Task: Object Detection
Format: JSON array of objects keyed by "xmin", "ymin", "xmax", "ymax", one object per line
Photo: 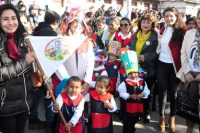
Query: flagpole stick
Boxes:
[{"xmin": 26, "ymin": 39, "xmax": 71, "ymax": 133}]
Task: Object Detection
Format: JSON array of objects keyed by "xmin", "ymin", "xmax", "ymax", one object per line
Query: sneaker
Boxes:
[
  {"xmin": 29, "ymin": 118, "xmax": 46, "ymax": 129},
  {"xmin": 143, "ymin": 115, "xmax": 151, "ymax": 124}
]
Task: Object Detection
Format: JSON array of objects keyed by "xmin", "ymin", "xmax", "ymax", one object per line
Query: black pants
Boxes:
[
  {"xmin": 156, "ymin": 61, "xmax": 179, "ymax": 116},
  {"xmin": 0, "ymin": 112, "xmax": 28, "ymax": 133},
  {"xmin": 142, "ymin": 77, "xmax": 155, "ymax": 115},
  {"xmin": 122, "ymin": 116, "xmax": 139, "ymax": 133}
]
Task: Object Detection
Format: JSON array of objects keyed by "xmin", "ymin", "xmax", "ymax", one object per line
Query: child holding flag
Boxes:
[
  {"xmin": 53, "ymin": 76, "xmax": 85, "ymax": 133},
  {"xmin": 117, "ymin": 51, "xmax": 150, "ymax": 133}
]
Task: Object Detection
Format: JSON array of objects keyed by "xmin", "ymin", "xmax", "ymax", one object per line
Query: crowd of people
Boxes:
[{"xmin": 0, "ymin": 1, "xmax": 199, "ymax": 133}]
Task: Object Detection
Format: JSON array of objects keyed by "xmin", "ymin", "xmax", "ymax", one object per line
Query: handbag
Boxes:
[
  {"xmin": 31, "ymin": 69, "xmax": 43, "ymax": 88},
  {"xmin": 30, "ymin": 62, "xmax": 43, "ymax": 88},
  {"xmin": 176, "ymin": 83, "xmax": 199, "ymax": 123}
]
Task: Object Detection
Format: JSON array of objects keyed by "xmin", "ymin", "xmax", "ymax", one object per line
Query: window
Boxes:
[
  {"xmin": 152, "ymin": 4, "xmax": 158, "ymax": 10},
  {"xmin": 131, "ymin": 1, "xmax": 137, "ymax": 6},
  {"xmin": 116, "ymin": 0, "xmax": 123, "ymax": 5},
  {"xmin": 87, "ymin": 0, "xmax": 95, "ymax": 2},
  {"xmin": 104, "ymin": 0, "xmax": 111, "ymax": 3}
]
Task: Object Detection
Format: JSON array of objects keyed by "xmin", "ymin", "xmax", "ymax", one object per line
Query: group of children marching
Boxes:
[{"xmin": 52, "ymin": 41, "xmax": 150, "ymax": 133}]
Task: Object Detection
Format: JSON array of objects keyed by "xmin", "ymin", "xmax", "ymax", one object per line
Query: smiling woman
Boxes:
[
  {"xmin": 0, "ymin": 3, "xmax": 35, "ymax": 133},
  {"xmin": 130, "ymin": 13, "xmax": 158, "ymax": 124},
  {"xmin": 156, "ymin": 7, "xmax": 187, "ymax": 133}
]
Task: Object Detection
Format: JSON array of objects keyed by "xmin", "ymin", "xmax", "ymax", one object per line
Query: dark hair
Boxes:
[
  {"xmin": 28, "ymin": 5, "xmax": 38, "ymax": 14},
  {"xmin": 18, "ymin": 4, "xmax": 26, "ymax": 12},
  {"xmin": 120, "ymin": 17, "xmax": 132, "ymax": 32},
  {"xmin": 163, "ymin": 7, "xmax": 187, "ymax": 42},
  {"xmin": 96, "ymin": 16, "xmax": 106, "ymax": 24},
  {"xmin": 137, "ymin": 13, "xmax": 156, "ymax": 32},
  {"xmin": 44, "ymin": 10, "xmax": 61, "ymax": 25},
  {"xmin": 67, "ymin": 76, "xmax": 82, "ymax": 86},
  {"xmin": 163, "ymin": 7, "xmax": 186, "ymax": 28},
  {"xmin": 96, "ymin": 76, "xmax": 110, "ymax": 88},
  {"xmin": 120, "ymin": 17, "xmax": 131, "ymax": 25},
  {"xmin": 66, "ymin": 20, "xmax": 88, "ymax": 35},
  {"xmin": 0, "ymin": 4, "xmax": 26, "ymax": 38},
  {"xmin": 186, "ymin": 17, "xmax": 197, "ymax": 25}
]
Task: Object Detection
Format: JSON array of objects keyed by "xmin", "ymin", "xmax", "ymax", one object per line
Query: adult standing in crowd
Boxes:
[
  {"xmin": 114, "ymin": 17, "xmax": 133, "ymax": 83},
  {"xmin": 130, "ymin": 13, "xmax": 158, "ymax": 124},
  {"xmin": 30, "ymin": 10, "xmax": 61, "ymax": 133},
  {"xmin": 156, "ymin": 7, "xmax": 187, "ymax": 132},
  {"xmin": 0, "ymin": 4, "xmax": 35, "ymax": 133},
  {"xmin": 185, "ymin": 16, "xmax": 197, "ymax": 30},
  {"xmin": 51, "ymin": 7, "xmax": 94, "ymax": 132},
  {"xmin": 101, "ymin": 16, "xmax": 120, "ymax": 49},
  {"xmin": 52, "ymin": 6, "xmax": 94, "ymax": 102},
  {"xmin": 177, "ymin": 9, "xmax": 200, "ymax": 133}
]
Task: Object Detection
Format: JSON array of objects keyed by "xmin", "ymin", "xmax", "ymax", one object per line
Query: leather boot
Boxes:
[
  {"xmin": 159, "ymin": 115, "xmax": 165, "ymax": 132},
  {"xmin": 169, "ymin": 116, "xmax": 176, "ymax": 133}
]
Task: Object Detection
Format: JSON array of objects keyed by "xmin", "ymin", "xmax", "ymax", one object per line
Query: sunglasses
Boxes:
[{"xmin": 120, "ymin": 23, "xmax": 129, "ymax": 27}]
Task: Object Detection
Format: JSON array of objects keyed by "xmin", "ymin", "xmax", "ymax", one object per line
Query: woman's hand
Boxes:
[
  {"xmin": 26, "ymin": 52, "xmax": 36, "ymax": 64},
  {"xmin": 53, "ymin": 103, "xmax": 59, "ymax": 111},
  {"xmin": 194, "ymin": 73, "xmax": 200, "ymax": 82},
  {"xmin": 185, "ymin": 72, "xmax": 194, "ymax": 83},
  {"xmin": 82, "ymin": 82, "xmax": 89, "ymax": 95},
  {"xmin": 138, "ymin": 55, "xmax": 144, "ymax": 62},
  {"xmin": 45, "ymin": 90, "xmax": 53, "ymax": 99},
  {"xmin": 64, "ymin": 122, "xmax": 73, "ymax": 131}
]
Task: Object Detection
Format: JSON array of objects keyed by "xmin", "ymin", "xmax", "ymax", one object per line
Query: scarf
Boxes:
[{"xmin": 6, "ymin": 33, "xmax": 21, "ymax": 60}]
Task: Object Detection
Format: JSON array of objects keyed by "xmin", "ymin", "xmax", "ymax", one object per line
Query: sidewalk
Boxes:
[{"xmin": 26, "ymin": 99, "xmax": 199, "ymax": 133}]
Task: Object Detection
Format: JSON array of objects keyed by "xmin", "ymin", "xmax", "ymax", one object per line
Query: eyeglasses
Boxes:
[{"xmin": 120, "ymin": 23, "xmax": 129, "ymax": 27}]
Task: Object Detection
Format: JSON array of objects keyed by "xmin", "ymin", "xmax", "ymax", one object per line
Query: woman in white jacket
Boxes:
[{"xmin": 177, "ymin": 10, "xmax": 200, "ymax": 133}]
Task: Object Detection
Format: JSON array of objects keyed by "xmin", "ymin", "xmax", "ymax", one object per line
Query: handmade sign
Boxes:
[{"xmin": 27, "ymin": 35, "xmax": 86, "ymax": 79}]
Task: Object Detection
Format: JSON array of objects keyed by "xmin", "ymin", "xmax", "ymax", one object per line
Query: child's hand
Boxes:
[
  {"xmin": 136, "ymin": 93, "xmax": 144, "ymax": 99},
  {"xmin": 103, "ymin": 101, "xmax": 114, "ymax": 110},
  {"xmin": 64, "ymin": 122, "xmax": 73, "ymax": 131},
  {"xmin": 53, "ymin": 103, "xmax": 59, "ymax": 111},
  {"xmin": 129, "ymin": 94, "xmax": 137, "ymax": 99}
]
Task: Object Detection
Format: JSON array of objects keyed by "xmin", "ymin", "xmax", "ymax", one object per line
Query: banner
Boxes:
[{"xmin": 27, "ymin": 35, "xmax": 86, "ymax": 79}]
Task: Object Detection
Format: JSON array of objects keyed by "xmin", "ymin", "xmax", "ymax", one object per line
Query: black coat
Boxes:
[
  {"xmin": 130, "ymin": 30, "xmax": 158, "ymax": 79},
  {"xmin": 32, "ymin": 22, "xmax": 57, "ymax": 36},
  {"xmin": 0, "ymin": 34, "xmax": 33, "ymax": 116}
]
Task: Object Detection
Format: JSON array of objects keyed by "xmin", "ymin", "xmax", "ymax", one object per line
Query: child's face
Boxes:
[
  {"xmin": 94, "ymin": 61, "xmax": 101, "ymax": 67},
  {"xmin": 108, "ymin": 54, "xmax": 117, "ymax": 62},
  {"xmin": 95, "ymin": 81, "xmax": 109, "ymax": 95},
  {"xmin": 67, "ymin": 81, "xmax": 82, "ymax": 96},
  {"xmin": 97, "ymin": 22, "xmax": 105, "ymax": 30},
  {"xmin": 128, "ymin": 72, "xmax": 139, "ymax": 80}
]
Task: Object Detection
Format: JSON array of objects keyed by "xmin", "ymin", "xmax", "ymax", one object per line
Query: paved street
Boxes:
[{"xmin": 25, "ymin": 99, "xmax": 199, "ymax": 133}]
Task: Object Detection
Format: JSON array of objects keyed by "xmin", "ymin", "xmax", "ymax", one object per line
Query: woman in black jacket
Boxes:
[
  {"xmin": 130, "ymin": 13, "xmax": 158, "ymax": 124},
  {"xmin": 0, "ymin": 4, "xmax": 35, "ymax": 133}
]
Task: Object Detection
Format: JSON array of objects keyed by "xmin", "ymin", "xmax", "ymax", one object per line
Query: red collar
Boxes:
[
  {"xmin": 90, "ymin": 90, "xmax": 113, "ymax": 102},
  {"xmin": 61, "ymin": 93, "xmax": 83, "ymax": 106},
  {"xmin": 115, "ymin": 32, "xmax": 132, "ymax": 47},
  {"xmin": 126, "ymin": 79, "xmax": 144, "ymax": 86}
]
